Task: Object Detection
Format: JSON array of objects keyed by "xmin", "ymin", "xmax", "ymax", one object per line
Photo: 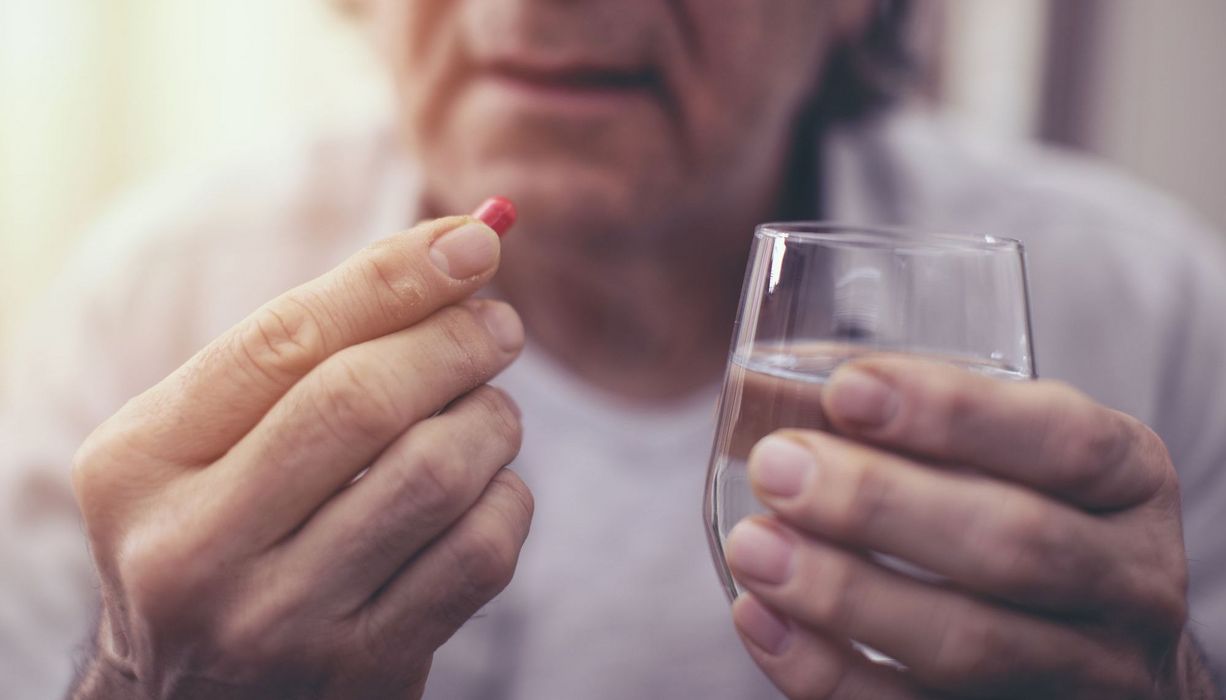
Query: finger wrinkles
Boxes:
[
  {"xmin": 1111, "ymin": 542, "xmax": 1188, "ymax": 633},
  {"xmin": 777, "ymin": 539, "xmax": 866, "ymax": 635},
  {"xmin": 127, "ymin": 217, "xmax": 496, "ymax": 470},
  {"xmin": 355, "ymin": 469, "xmax": 532, "ymax": 661},
  {"xmin": 241, "ymin": 295, "xmax": 333, "ymax": 383},
  {"xmin": 831, "ymin": 359, "xmax": 1168, "ymax": 511},
  {"xmin": 764, "ymin": 432, "xmax": 1134, "ymax": 616},
  {"xmin": 383, "ymin": 387, "xmax": 523, "ymax": 528},
  {"xmin": 441, "ymin": 473, "xmax": 532, "ymax": 602},
  {"xmin": 434, "ymin": 305, "xmax": 490, "ymax": 386},
  {"xmin": 208, "ymin": 305, "xmax": 518, "ymax": 550},
  {"xmin": 974, "ymin": 493, "xmax": 1070, "ymax": 601},
  {"xmin": 485, "ymin": 469, "xmax": 535, "ymax": 541},
  {"xmin": 468, "ymin": 386, "xmax": 524, "ymax": 450},
  {"xmin": 352, "ymin": 611, "xmax": 432, "ymax": 682},
  {"xmin": 303, "ymin": 303, "xmax": 508, "ymax": 450},
  {"xmin": 280, "ymin": 385, "xmax": 524, "ymax": 613},
  {"xmin": 382, "ymin": 435, "xmax": 472, "ymax": 529},
  {"xmin": 962, "ymin": 486, "xmax": 1126, "ymax": 613},
  {"xmin": 309, "ymin": 352, "xmax": 410, "ymax": 447},
  {"xmin": 826, "ymin": 451, "xmax": 898, "ymax": 542},
  {"xmin": 1033, "ymin": 392, "xmax": 1132, "ymax": 501},
  {"xmin": 923, "ymin": 605, "xmax": 1008, "ymax": 688},
  {"xmin": 770, "ymin": 433, "xmax": 907, "ymax": 543},
  {"xmin": 759, "ymin": 529, "xmax": 1125, "ymax": 697},
  {"xmin": 357, "ymin": 238, "xmax": 431, "ymax": 321},
  {"xmin": 836, "ymin": 360, "xmax": 997, "ymax": 452},
  {"xmin": 918, "ymin": 603, "xmax": 1086, "ymax": 697}
]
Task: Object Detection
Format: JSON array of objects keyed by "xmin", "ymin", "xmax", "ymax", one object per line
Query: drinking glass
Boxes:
[{"xmin": 704, "ymin": 223, "xmax": 1036, "ymax": 602}]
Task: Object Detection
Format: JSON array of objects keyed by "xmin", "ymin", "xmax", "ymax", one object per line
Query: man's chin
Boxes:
[{"xmin": 431, "ymin": 158, "xmax": 671, "ymax": 241}]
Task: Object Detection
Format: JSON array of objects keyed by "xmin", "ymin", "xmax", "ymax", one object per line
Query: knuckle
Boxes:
[
  {"xmin": 352, "ymin": 612, "xmax": 428, "ymax": 676},
  {"xmin": 982, "ymin": 498, "xmax": 1051, "ymax": 590},
  {"xmin": 488, "ymin": 469, "xmax": 535, "ymax": 535},
  {"xmin": 430, "ymin": 589, "xmax": 483, "ymax": 638},
  {"xmin": 801, "ymin": 550, "xmax": 856, "ymax": 629},
  {"xmin": 434, "ymin": 307, "xmax": 493, "ymax": 382},
  {"xmin": 70, "ymin": 425, "xmax": 120, "ymax": 511},
  {"xmin": 779, "ymin": 640, "xmax": 847, "ymax": 699},
  {"xmin": 1132, "ymin": 535, "xmax": 1190, "ymax": 633},
  {"xmin": 240, "ymin": 296, "xmax": 328, "ymax": 379},
  {"xmin": 70, "ymin": 417, "xmax": 148, "ymax": 538},
  {"xmin": 828, "ymin": 454, "xmax": 893, "ymax": 538},
  {"xmin": 926, "ymin": 381, "xmax": 979, "ymax": 448},
  {"xmin": 1064, "ymin": 412, "xmax": 1129, "ymax": 483},
  {"xmin": 927, "ymin": 611, "xmax": 997, "ymax": 686},
  {"xmin": 445, "ymin": 475, "xmax": 533, "ymax": 600},
  {"xmin": 357, "ymin": 243, "xmax": 430, "ymax": 318},
  {"xmin": 449, "ymin": 524, "xmax": 520, "ymax": 600},
  {"xmin": 981, "ymin": 497, "xmax": 1102, "ymax": 604},
  {"xmin": 119, "ymin": 526, "xmax": 213, "ymax": 621},
  {"xmin": 398, "ymin": 445, "xmax": 464, "ymax": 520},
  {"xmin": 312, "ymin": 353, "xmax": 405, "ymax": 443},
  {"xmin": 1155, "ymin": 585, "xmax": 1190, "ymax": 634},
  {"xmin": 1131, "ymin": 419, "xmax": 1177, "ymax": 498},
  {"xmin": 470, "ymin": 387, "xmax": 524, "ymax": 452},
  {"xmin": 1033, "ymin": 383, "xmax": 1127, "ymax": 488}
]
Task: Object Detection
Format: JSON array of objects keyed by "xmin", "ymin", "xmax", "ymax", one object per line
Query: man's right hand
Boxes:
[{"xmin": 69, "ymin": 215, "xmax": 530, "ymax": 699}]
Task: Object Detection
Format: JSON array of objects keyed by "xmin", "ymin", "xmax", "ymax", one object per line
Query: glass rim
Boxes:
[{"xmin": 756, "ymin": 221, "xmax": 1024, "ymax": 253}]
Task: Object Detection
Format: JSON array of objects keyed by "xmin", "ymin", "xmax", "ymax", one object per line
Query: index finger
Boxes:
[
  {"xmin": 820, "ymin": 356, "xmax": 1172, "ymax": 510},
  {"xmin": 124, "ymin": 215, "xmax": 503, "ymax": 463}
]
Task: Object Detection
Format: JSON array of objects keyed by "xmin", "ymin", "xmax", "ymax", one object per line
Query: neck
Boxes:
[
  {"xmin": 496, "ymin": 217, "xmax": 753, "ymax": 401},
  {"xmin": 478, "ymin": 128, "xmax": 818, "ymax": 402}
]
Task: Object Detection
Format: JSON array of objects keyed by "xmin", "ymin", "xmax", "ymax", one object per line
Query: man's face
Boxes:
[{"xmin": 363, "ymin": 0, "xmax": 868, "ymax": 238}]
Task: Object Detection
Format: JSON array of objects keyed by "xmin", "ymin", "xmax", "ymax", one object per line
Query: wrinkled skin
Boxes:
[
  {"xmin": 70, "ymin": 1, "xmax": 1218, "ymax": 698},
  {"xmin": 726, "ymin": 357, "xmax": 1215, "ymax": 699},
  {"xmin": 72, "ymin": 218, "xmax": 532, "ymax": 698}
]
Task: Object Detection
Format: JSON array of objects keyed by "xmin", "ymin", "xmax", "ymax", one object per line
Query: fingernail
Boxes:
[
  {"xmin": 827, "ymin": 367, "xmax": 897, "ymax": 427},
  {"xmin": 429, "ymin": 223, "xmax": 499, "ymax": 279},
  {"xmin": 727, "ymin": 519, "xmax": 794, "ymax": 585},
  {"xmin": 478, "ymin": 303, "xmax": 524, "ymax": 352},
  {"xmin": 734, "ymin": 595, "xmax": 793, "ymax": 656},
  {"xmin": 749, "ymin": 436, "xmax": 815, "ymax": 498}
]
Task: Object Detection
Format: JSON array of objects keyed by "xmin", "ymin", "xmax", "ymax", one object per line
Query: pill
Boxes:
[{"xmin": 472, "ymin": 196, "xmax": 517, "ymax": 237}]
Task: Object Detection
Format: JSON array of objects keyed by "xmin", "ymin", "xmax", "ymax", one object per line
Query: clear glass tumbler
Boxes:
[{"xmin": 704, "ymin": 223, "xmax": 1036, "ymax": 601}]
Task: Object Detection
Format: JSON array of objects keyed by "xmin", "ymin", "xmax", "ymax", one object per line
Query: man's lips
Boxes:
[
  {"xmin": 475, "ymin": 59, "xmax": 664, "ymax": 112},
  {"xmin": 485, "ymin": 61, "xmax": 659, "ymax": 92}
]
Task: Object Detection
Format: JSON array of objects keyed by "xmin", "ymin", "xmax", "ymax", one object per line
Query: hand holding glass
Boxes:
[{"xmin": 704, "ymin": 223, "xmax": 1036, "ymax": 602}]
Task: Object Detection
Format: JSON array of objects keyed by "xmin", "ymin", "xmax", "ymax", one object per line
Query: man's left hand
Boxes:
[{"xmin": 726, "ymin": 356, "xmax": 1217, "ymax": 699}]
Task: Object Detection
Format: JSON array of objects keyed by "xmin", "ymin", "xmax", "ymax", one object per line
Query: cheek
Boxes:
[
  {"xmin": 375, "ymin": 0, "xmax": 468, "ymax": 153},
  {"xmin": 680, "ymin": 1, "xmax": 833, "ymax": 163}
]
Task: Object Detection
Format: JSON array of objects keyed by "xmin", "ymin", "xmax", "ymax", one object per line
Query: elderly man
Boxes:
[{"xmin": 2, "ymin": 1, "xmax": 1225, "ymax": 698}]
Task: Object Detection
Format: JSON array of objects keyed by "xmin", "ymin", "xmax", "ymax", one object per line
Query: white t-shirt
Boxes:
[{"xmin": 2, "ymin": 111, "xmax": 1225, "ymax": 698}]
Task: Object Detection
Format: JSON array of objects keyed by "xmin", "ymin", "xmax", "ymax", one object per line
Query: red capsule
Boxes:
[{"xmin": 472, "ymin": 196, "xmax": 517, "ymax": 237}]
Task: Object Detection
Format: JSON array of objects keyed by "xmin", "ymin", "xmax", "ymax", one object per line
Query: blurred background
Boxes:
[{"xmin": 2, "ymin": 0, "xmax": 1225, "ymax": 356}]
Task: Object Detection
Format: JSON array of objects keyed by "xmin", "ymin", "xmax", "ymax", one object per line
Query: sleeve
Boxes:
[
  {"xmin": 1151, "ymin": 220, "xmax": 1226, "ymax": 684},
  {"xmin": 0, "ymin": 195, "xmax": 207, "ymax": 699}
]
